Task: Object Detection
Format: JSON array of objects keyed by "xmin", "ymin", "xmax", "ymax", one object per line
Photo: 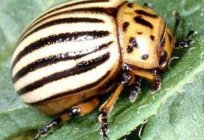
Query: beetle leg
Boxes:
[
  {"xmin": 129, "ymin": 77, "xmax": 142, "ymax": 103},
  {"xmin": 99, "ymin": 72, "xmax": 133, "ymax": 140},
  {"xmin": 34, "ymin": 98, "xmax": 99, "ymax": 140},
  {"xmin": 131, "ymin": 69, "xmax": 161, "ymax": 92},
  {"xmin": 173, "ymin": 12, "xmax": 197, "ymax": 49},
  {"xmin": 175, "ymin": 30, "xmax": 197, "ymax": 49},
  {"xmin": 34, "ymin": 117, "xmax": 61, "ymax": 140},
  {"xmin": 99, "ymin": 83, "xmax": 124, "ymax": 140}
]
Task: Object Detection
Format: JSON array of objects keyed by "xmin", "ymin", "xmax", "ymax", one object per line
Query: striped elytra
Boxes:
[
  {"xmin": 11, "ymin": 0, "xmax": 177, "ymax": 132},
  {"xmin": 12, "ymin": 0, "xmax": 125, "ymax": 115}
]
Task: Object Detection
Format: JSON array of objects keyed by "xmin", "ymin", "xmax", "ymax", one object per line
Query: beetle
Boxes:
[{"xmin": 11, "ymin": 0, "xmax": 195, "ymax": 139}]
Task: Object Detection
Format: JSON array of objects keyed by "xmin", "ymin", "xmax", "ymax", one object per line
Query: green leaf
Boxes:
[
  {"xmin": 141, "ymin": 71, "xmax": 204, "ymax": 140},
  {"xmin": 0, "ymin": 0, "xmax": 204, "ymax": 140}
]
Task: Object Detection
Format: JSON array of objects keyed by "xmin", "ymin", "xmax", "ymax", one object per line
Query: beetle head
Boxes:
[{"xmin": 121, "ymin": 25, "xmax": 175, "ymax": 70}]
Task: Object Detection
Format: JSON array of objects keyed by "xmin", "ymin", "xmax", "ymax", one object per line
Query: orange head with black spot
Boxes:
[{"xmin": 117, "ymin": 2, "xmax": 175, "ymax": 70}]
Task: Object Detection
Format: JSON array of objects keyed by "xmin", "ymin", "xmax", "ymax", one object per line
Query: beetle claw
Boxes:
[
  {"xmin": 129, "ymin": 77, "xmax": 142, "ymax": 103},
  {"xmin": 129, "ymin": 90, "xmax": 139, "ymax": 103},
  {"xmin": 34, "ymin": 118, "xmax": 60, "ymax": 140},
  {"xmin": 151, "ymin": 76, "xmax": 161, "ymax": 92},
  {"xmin": 34, "ymin": 128, "xmax": 48, "ymax": 140},
  {"xmin": 99, "ymin": 112, "xmax": 110, "ymax": 140},
  {"xmin": 175, "ymin": 30, "xmax": 197, "ymax": 49}
]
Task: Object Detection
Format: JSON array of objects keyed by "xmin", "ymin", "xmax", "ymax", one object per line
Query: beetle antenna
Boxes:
[
  {"xmin": 34, "ymin": 117, "xmax": 61, "ymax": 140},
  {"xmin": 173, "ymin": 11, "xmax": 197, "ymax": 49},
  {"xmin": 173, "ymin": 11, "xmax": 181, "ymax": 36},
  {"xmin": 186, "ymin": 30, "xmax": 196, "ymax": 39}
]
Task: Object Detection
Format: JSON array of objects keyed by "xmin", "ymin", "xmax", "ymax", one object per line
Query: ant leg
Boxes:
[{"xmin": 34, "ymin": 99, "xmax": 99, "ymax": 140}]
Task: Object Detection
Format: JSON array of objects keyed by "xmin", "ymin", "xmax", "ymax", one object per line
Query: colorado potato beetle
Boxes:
[{"xmin": 11, "ymin": 0, "xmax": 195, "ymax": 139}]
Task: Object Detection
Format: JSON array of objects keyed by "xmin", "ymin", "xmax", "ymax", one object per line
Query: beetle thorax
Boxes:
[{"xmin": 117, "ymin": 2, "xmax": 167, "ymax": 69}]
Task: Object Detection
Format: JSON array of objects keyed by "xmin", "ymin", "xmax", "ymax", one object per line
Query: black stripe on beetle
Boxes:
[
  {"xmin": 134, "ymin": 16, "xmax": 153, "ymax": 29},
  {"xmin": 13, "ymin": 41, "xmax": 113, "ymax": 83},
  {"xmin": 62, "ymin": 8, "xmax": 118, "ymax": 17},
  {"xmin": 25, "ymin": 0, "xmax": 109, "ymax": 32},
  {"xmin": 24, "ymin": 8, "xmax": 117, "ymax": 37},
  {"xmin": 43, "ymin": 0, "xmax": 110, "ymax": 17},
  {"xmin": 22, "ymin": 17, "xmax": 105, "ymax": 41},
  {"xmin": 32, "ymin": 70, "xmax": 112, "ymax": 105},
  {"xmin": 17, "ymin": 53, "xmax": 110, "ymax": 95},
  {"xmin": 135, "ymin": 10, "xmax": 158, "ymax": 18},
  {"xmin": 12, "ymin": 31, "xmax": 110, "ymax": 70},
  {"xmin": 123, "ymin": 22, "xmax": 130, "ymax": 32},
  {"xmin": 17, "ymin": 7, "xmax": 118, "ymax": 44}
]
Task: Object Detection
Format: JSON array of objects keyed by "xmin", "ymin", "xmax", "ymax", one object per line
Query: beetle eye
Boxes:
[{"xmin": 159, "ymin": 51, "xmax": 167, "ymax": 66}]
